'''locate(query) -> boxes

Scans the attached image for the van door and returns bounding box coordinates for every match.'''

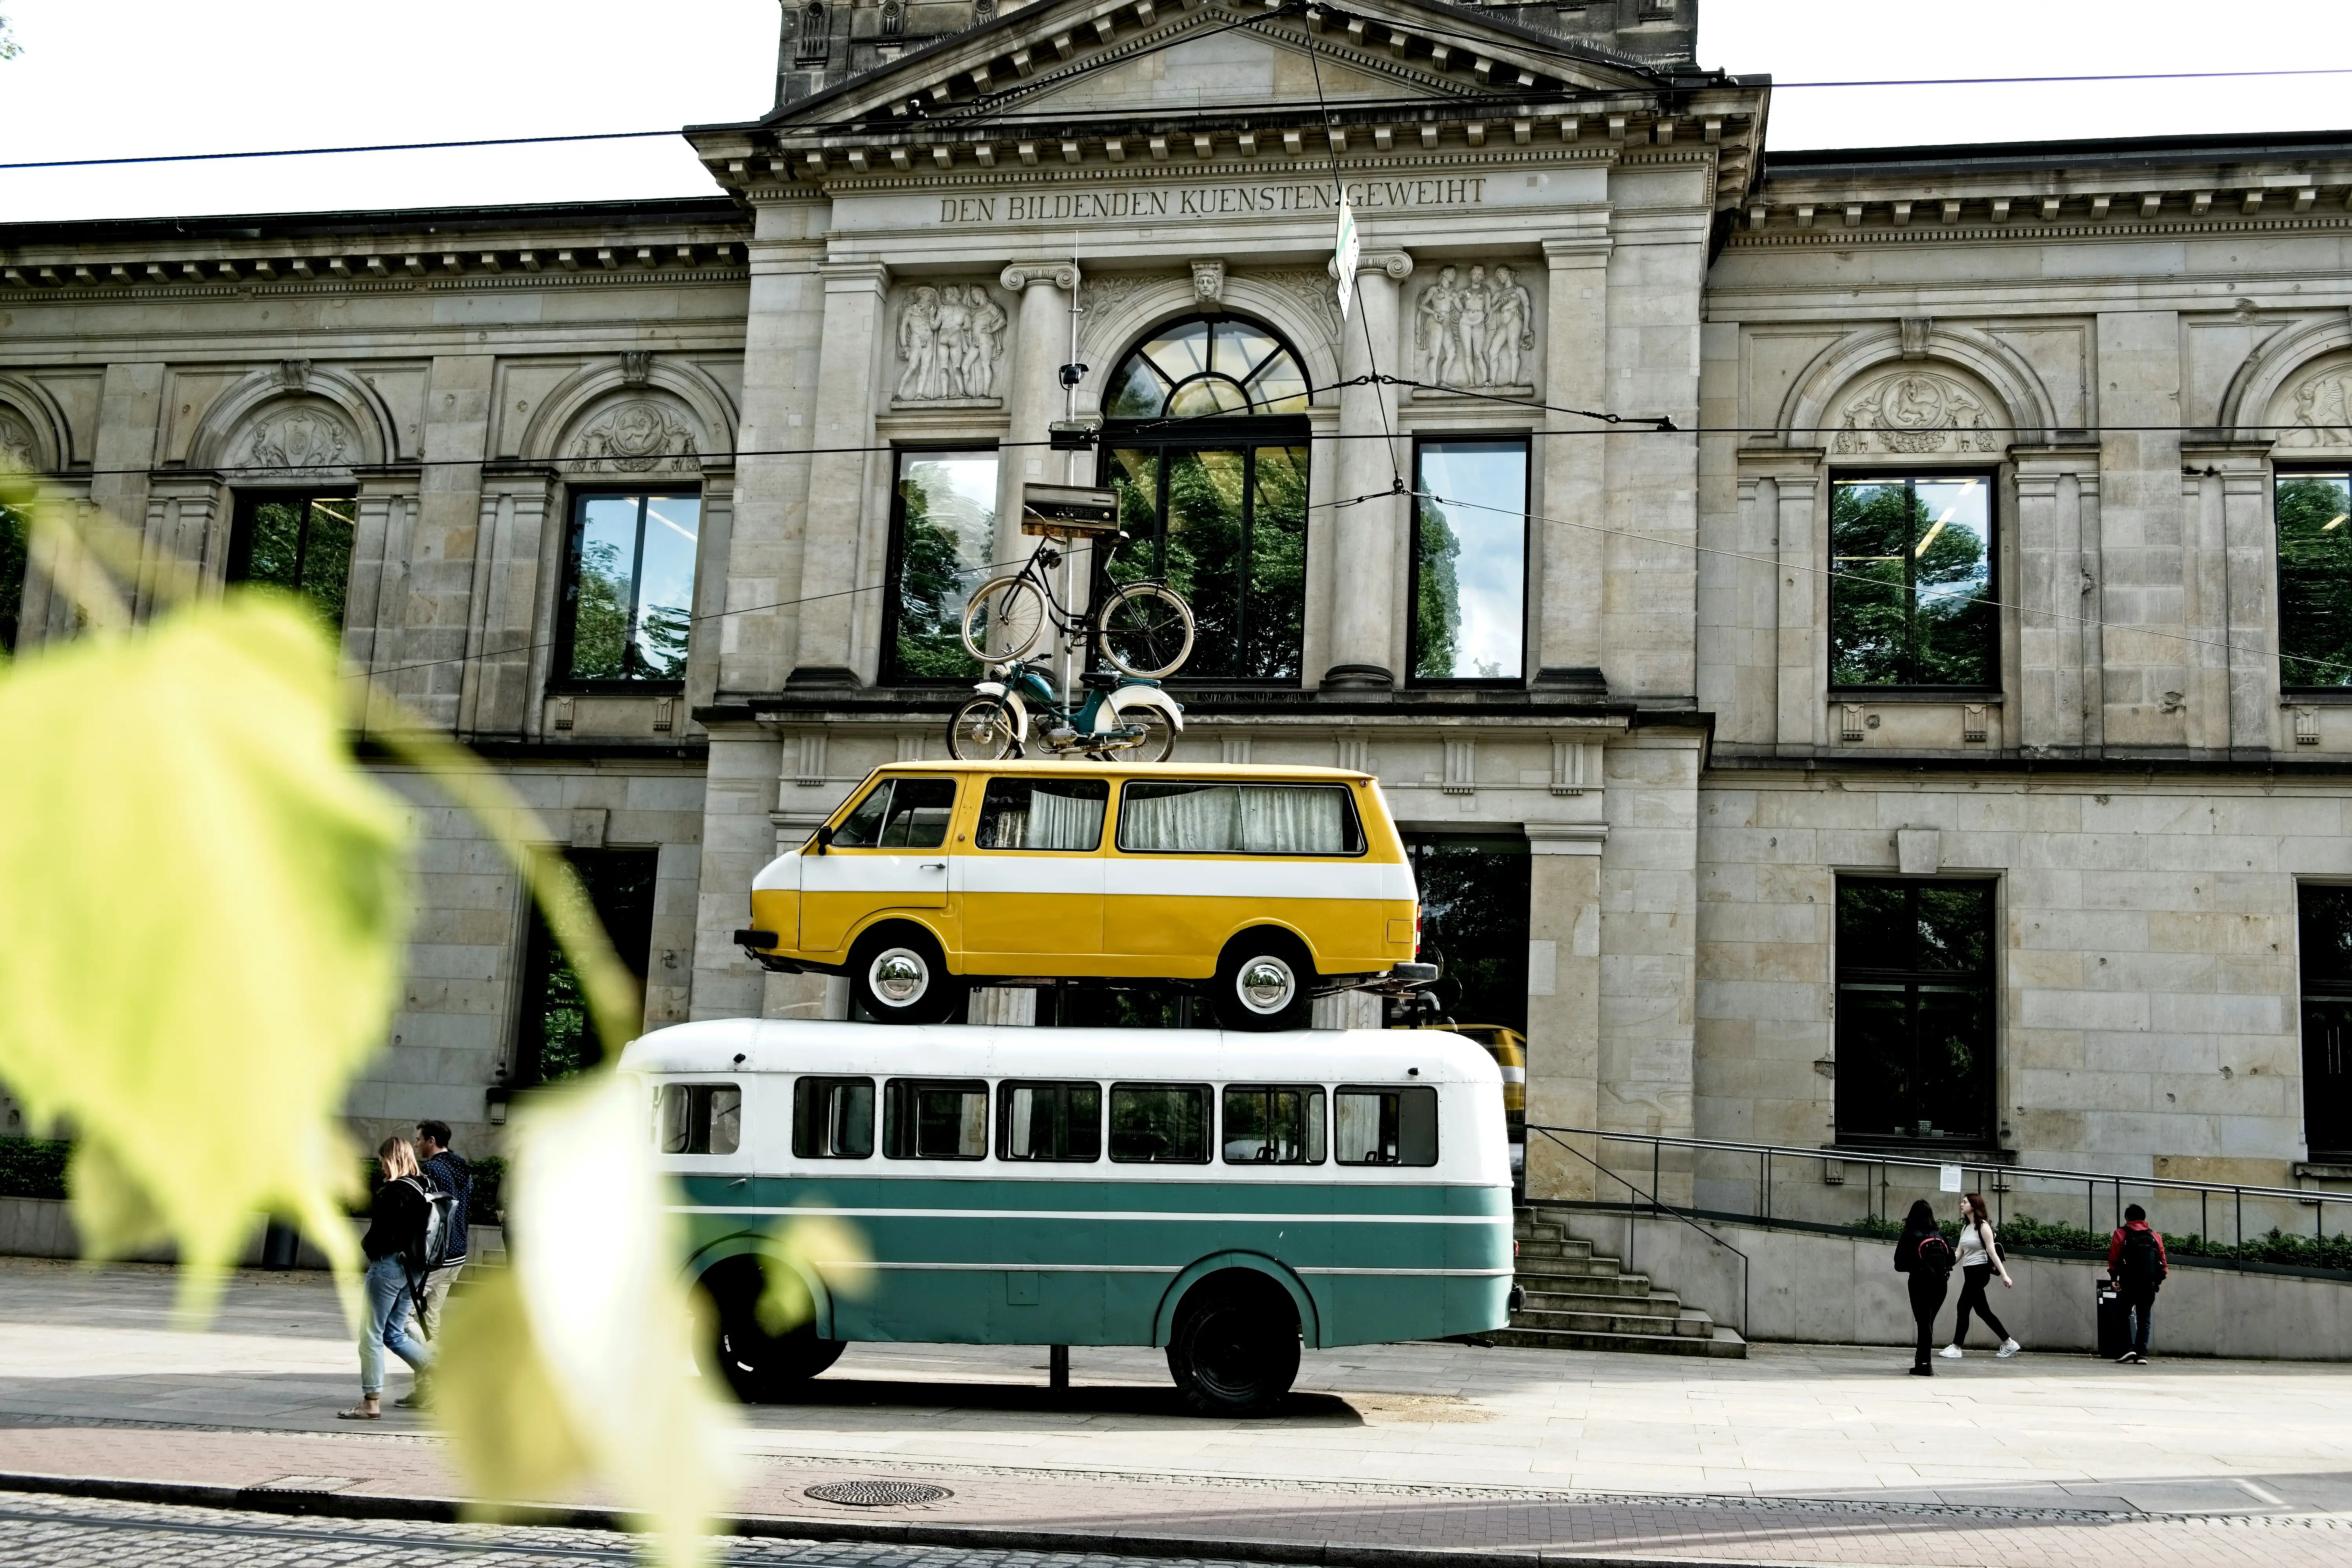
[799,775,956,955]
[956,775,1109,971]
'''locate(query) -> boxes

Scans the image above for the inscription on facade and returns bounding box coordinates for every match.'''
[941,176,1488,226]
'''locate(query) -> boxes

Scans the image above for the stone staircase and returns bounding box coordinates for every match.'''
[1497,1205,1747,1358]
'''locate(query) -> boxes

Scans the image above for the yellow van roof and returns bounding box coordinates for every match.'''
[868,759,1374,782]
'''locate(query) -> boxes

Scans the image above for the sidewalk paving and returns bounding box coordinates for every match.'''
[3,1257,2350,1568]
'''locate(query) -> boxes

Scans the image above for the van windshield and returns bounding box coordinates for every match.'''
[1117,782,1363,855]
[833,777,956,849]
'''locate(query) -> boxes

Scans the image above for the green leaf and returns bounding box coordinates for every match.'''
[0,593,410,1318]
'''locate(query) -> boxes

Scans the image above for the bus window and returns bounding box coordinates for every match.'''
[1000,1080,1103,1161]
[1115,782,1365,856]
[1109,1083,1209,1163]
[977,778,1109,851]
[659,1083,741,1155]
[884,1078,988,1159]
[1222,1085,1325,1165]
[1335,1085,1438,1167]
[792,1076,875,1159]
[833,776,957,849]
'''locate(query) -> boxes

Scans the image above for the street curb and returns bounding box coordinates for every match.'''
[0,1470,1763,1568]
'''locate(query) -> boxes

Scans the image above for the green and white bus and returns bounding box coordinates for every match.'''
[621,1019,1513,1414]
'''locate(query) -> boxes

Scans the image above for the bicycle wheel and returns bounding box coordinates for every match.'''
[959,576,1047,664]
[946,696,1022,760]
[1098,582,1196,679]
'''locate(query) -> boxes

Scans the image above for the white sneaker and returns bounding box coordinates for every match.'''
[1997,1339,2022,1358]
[1937,1345,1963,1359]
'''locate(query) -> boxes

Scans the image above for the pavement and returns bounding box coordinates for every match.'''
[3,1256,2351,1567]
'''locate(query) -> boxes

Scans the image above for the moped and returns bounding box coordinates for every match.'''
[946,657,1182,761]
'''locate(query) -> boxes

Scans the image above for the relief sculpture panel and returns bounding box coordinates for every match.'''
[1831,370,2000,455]
[2275,360,2352,449]
[571,399,699,472]
[895,282,1008,405]
[244,404,354,474]
[1412,263,1535,393]
[0,408,36,474]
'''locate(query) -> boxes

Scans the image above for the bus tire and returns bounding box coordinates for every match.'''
[694,1255,846,1403]
[1211,931,1314,1032]
[850,924,965,1025]
[1165,1278,1301,1416]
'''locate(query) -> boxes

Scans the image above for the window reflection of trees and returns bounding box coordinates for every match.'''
[887,452,998,681]
[1829,476,1995,688]
[2278,472,2352,690]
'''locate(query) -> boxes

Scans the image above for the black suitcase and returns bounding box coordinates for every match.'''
[2095,1277,2129,1359]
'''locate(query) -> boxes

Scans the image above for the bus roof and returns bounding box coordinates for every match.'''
[618,1018,1499,1087]
[859,759,1375,782]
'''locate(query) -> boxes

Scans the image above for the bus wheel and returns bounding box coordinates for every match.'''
[695,1256,846,1403]
[1166,1278,1301,1417]
[850,924,965,1024]
[1212,931,1314,1032]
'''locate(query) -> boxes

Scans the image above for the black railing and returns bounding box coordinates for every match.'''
[1526,1124,1750,1337]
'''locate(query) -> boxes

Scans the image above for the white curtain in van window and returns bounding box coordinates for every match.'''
[1122,784,1242,851]
[1238,786,1343,853]
[1028,786,1104,849]
[1122,784,1345,853]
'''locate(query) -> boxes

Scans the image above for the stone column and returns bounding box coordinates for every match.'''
[2013,446,2099,756]
[2206,445,2281,753]
[789,260,889,688]
[1523,818,1606,1202]
[1536,236,1611,691]
[1323,249,1411,690]
[1765,461,1826,753]
[995,262,1081,568]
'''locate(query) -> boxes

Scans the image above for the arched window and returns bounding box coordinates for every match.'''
[1103,316,1310,420]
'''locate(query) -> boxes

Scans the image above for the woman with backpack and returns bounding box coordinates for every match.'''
[339,1135,435,1419]
[1893,1198,1955,1376]
[1940,1192,2022,1360]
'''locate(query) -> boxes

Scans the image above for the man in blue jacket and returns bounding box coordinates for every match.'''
[398,1119,471,1408]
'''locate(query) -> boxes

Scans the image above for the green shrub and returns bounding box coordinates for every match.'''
[0,1138,70,1200]
[1849,1209,2352,1274]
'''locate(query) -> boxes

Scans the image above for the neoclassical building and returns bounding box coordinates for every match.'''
[5,0,2352,1206]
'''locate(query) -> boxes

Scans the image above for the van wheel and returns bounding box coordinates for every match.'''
[1165,1280,1301,1417]
[1212,931,1314,1032]
[849,924,965,1025]
[695,1256,846,1403]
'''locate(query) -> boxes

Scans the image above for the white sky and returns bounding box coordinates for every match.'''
[0,1,2348,223]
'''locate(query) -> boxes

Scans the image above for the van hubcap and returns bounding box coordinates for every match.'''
[1237,957,1296,1013]
[870,948,930,1005]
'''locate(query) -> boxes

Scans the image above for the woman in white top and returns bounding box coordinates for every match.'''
[1942,1192,2022,1359]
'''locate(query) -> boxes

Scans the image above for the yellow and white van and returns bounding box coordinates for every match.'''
[734,760,1432,1029]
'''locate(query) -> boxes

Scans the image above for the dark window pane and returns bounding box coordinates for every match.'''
[1834,877,1996,1146]
[1829,475,1995,688]
[0,499,28,654]
[1914,883,1994,971]
[659,1084,740,1156]
[1406,834,1532,1034]
[228,494,356,631]
[2301,884,2352,986]
[1413,441,1527,680]
[793,1077,875,1159]
[1247,446,1308,679]
[1835,880,1914,972]
[297,498,355,628]
[887,452,998,681]
[999,1080,1101,1161]
[1109,1084,1209,1163]
[2277,473,2352,689]
[1165,449,1247,674]
[1335,1086,1438,1166]
[884,1079,988,1159]
[1223,1085,1324,1164]
[876,777,956,848]
[517,848,656,1085]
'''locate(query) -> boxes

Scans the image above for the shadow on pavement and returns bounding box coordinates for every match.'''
[754,1376,1365,1423]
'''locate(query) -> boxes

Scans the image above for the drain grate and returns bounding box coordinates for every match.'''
[804,1479,954,1508]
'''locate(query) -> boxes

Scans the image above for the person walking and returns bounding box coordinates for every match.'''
[1940,1192,2022,1360]
[2106,1202,2169,1364]
[398,1119,472,1409]
[1894,1198,1956,1376]
[340,1136,434,1419]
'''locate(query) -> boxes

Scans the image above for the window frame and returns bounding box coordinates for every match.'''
[881,1076,991,1161]
[2273,466,2352,694]
[880,445,1001,686]
[975,776,1109,853]
[1831,875,2000,1151]
[2294,882,2352,1160]
[1113,779,1367,857]
[552,486,702,693]
[1332,1084,1440,1167]
[656,1081,742,1156]
[791,1075,877,1160]
[1826,468,2002,695]
[1220,1083,1327,1166]
[225,489,360,629]
[1407,434,1532,688]
[996,1079,1104,1163]
[1106,1081,1212,1165]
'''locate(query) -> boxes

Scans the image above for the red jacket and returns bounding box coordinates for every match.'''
[2106,1220,2169,1283]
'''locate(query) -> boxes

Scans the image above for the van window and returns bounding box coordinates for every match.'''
[1109,1083,1210,1163]
[1000,1080,1102,1161]
[1117,782,1364,855]
[978,778,1109,851]
[659,1083,741,1155]
[833,776,957,849]
[792,1076,874,1159]
[1335,1085,1438,1166]
[1223,1085,1325,1165]
[884,1078,989,1159]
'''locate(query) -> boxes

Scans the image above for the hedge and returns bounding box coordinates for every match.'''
[1844,1211,2352,1272]
[0,1138,70,1201]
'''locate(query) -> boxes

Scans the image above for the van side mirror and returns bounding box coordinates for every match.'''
[810,824,833,856]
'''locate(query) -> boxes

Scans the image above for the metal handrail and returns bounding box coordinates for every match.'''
[1527,1125,1750,1338]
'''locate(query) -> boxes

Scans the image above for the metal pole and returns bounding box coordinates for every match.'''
[1764,1149,1773,1226]
[1050,1344,1069,1390]
[2236,1187,2243,1259]
[1653,1140,1662,1218]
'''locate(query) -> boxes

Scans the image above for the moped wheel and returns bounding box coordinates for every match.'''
[946,696,1022,760]
[1098,695,1177,762]
[1098,582,1195,679]
[960,577,1047,664]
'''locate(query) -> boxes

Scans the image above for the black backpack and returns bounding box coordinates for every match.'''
[2118,1225,2164,1289]
[398,1176,457,1273]
[1913,1232,1955,1278]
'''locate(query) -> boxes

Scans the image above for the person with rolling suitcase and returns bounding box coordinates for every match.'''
[2105,1203,2169,1364]
[1894,1199,1956,1376]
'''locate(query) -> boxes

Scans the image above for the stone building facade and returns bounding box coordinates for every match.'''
[5,0,2352,1213]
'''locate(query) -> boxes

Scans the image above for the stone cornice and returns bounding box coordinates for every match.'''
[0,261,750,303]
[1736,195,2352,244]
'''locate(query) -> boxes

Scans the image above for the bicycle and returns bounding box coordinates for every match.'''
[946,657,1183,762]
[957,530,1195,680]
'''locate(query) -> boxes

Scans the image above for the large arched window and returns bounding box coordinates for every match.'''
[1101,315,1311,682]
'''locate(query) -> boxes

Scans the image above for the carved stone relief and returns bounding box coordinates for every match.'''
[1250,269,1343,352]
[2277,363,2352,448]
[0,408,36,474]
[245,405,353,473]
[895,282,1008,403]
[1189,259,1226,305]
[572,400,699,472]
[1831,371,2000,455]
[1412,263,1535,392]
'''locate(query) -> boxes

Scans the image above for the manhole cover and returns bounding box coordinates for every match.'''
[804,1479,953,1508]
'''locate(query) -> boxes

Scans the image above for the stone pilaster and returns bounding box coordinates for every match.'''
[1536,235,1611,691]
[1523,820,1606,1202]
[2013,444,2101,755]
[996,261,1082,570]
[790,259,889,688]
[1325,249,1411,690]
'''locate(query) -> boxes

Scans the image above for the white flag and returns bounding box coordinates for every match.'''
[1333,194,1359,319]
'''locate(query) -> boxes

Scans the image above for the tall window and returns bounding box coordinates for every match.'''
[1103,316,1310,682]
[0,495,26,654]
[517,847,658,1083]
[885,450,999,682]
[1834,878,1996,1147]
[1412,439,1528,682]
[2276,470,2352,691]
[2297,884,2352,1159]
[1403,832,1530,1034]
[227,492,356,628]
[559,491,699,685]
[1829,474,1996,688]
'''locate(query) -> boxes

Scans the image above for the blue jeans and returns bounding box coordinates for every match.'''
[359,1254,431,1396]
[2122,1283,2156,1356]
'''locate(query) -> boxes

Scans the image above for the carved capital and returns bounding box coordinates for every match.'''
[1000,261,1080,292]
[1327,250,1414,282]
